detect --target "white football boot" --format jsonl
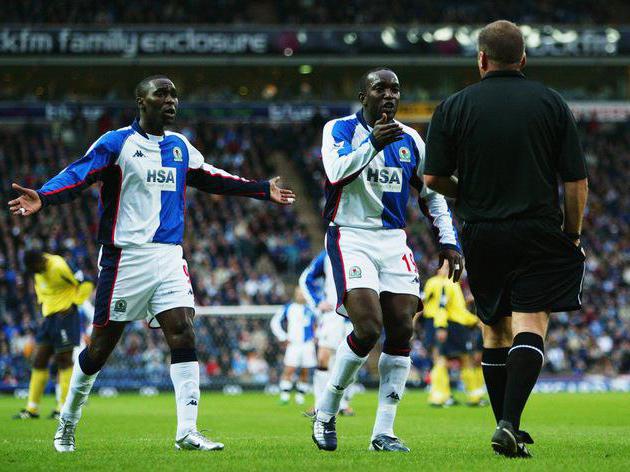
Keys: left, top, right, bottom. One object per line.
{"left": 175, "top": 431, "right": 224, "bottom": 451}
{"left": 53, "top": 418, "right": 77, "bottom": 452}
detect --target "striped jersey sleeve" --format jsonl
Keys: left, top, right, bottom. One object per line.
{"left": 299, "top": 250, "right": 326, "bottom": 308}
{"left": 185, "top": 136, "right": 270, "bottom": 199}
{"left": 37, "top": 130, "right": 126, "bottom": 206}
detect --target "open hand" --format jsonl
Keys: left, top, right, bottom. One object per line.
{"left": 371, "top": 113, "right": 404, "bottom": 150}
{"left": 269, "top": 176, "right": 296, "bottom": 205}
{"left": 8, "top": 183, "right": 42, "bottom": 216}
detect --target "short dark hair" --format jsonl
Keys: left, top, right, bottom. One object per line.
{"left": 359, "top": 67, "right": 396, "bottom": 94}
{"left": 478, "top": 20, "right": 525, "bottom": 65}
{"left": 23, "top": 249, "right": 44, "bottom": 273}
{"left": 134, "top": 75, "right": 170, "bottom": 98}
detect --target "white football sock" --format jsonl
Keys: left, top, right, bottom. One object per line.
{"left": 316, "top": 339, "right": 367, "bottom": 422}
{"left": 313, "top": 369, "right": 329, "bottom": 407}
{"left": 372, "top": 353, "right": 411, "bottom": 439}
{"left": 296, "top": 381, "right": 309, "bottom": 395}
{"left": 60, "top": 364, "right": 98, "bottom": 424}
{"left": 170, "top": 361, "right": 200, "bottom": 440}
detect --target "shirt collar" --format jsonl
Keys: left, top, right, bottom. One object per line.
{"left": 132, "top": 118, "right": 164, "bottom": 141}
{"left": 481, "top": 70, "right": 526, "bottom": 81}
{"left": 356, "top": 109, "right": 372, "bottom": 132}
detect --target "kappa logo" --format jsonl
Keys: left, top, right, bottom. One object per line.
{"left": 398, "top": 146, "right": 411, "bottom": 162}
{"left": 114, "top": 299, "right": 127, "bottom": 313}
{"left": 386, "top": 391, "right": 401, "bottom": 401}
{"left": 187, "top": 399, "right": 198, "bottom": 406}
{"left": 173, "top": 146, "right": 183, "bottom": 162}
{"left": 333, "top": 141, "right": 344, "bottom": 149}
{"left": 349, "top": 266, "right": 362, "bottom": 279}
{"left": 411, "top": 276, "right": 420, "bottom": 284}
{"left": 132, "top": 149, "right": 145, "bottom": 158}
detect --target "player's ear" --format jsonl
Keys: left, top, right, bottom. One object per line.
{"left": 358, "top": 91, "right": 366, "bottom": 105}
{"left": 136, "top": 96, "right": 145, "bottom": 111}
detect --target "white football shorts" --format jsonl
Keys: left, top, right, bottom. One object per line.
{"left": 284, "top": 341, "right": 317, "bottom": 368}
{"left": 325, "top": 225, "right": 421, "bottom": 316}
{"left": 93, "top": 244, "right": 195, "bottom": 327}
{"left": 317, "top": 310, "right": 352, "bottom": 350}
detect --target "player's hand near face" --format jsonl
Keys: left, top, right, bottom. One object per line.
{"left": 438, "top": 250, "right": 464, "bottom": 282}
{"left": 8, "top": 183, "right": 42, "bottom": 216}
{"left": 269, "top": 176, "right": 296, "bottom": 205}
{"left": 371, "top": 113, "right": 404, "bottom": 150}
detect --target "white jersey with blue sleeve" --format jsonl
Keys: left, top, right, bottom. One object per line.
{"left": 321, "top": 110, "right": 459, "bottom": 250}
{"left": 270, "top": 302, "right": 317, "bottom": 344}
{"left": 37, "top": 120, "right": 270, "bottom": 248}
{"left": 299, "top": 250, "right": 337, "bottom": 309}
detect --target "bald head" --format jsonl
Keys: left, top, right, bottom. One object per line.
{"left": 478, "top": 20, "right": 525, "bottom": 66}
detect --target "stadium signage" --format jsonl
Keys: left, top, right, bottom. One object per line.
{"left": 0, "top": 26, "right": 625, "bottom": 58}
{"left": 1, "top": 102, "right": 629, "bottom": 124}
{"left": 0, "top": 28, "right": 268, "bottom": 56}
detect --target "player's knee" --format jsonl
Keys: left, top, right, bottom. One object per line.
{"left": 354, "top": 319, "right": 382, "bottom": 348}
{"left": 168, "top": 320, "right": 196, "bottom": 349}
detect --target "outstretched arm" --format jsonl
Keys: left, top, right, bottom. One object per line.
{"left": 185, "top": 137, "right": 295, "bottom": 204}
{"left": 8, "top": 131, "right": 117, "bottom": 216}
{"left": 8, "top": 183, "right": 42, "bottom": 216}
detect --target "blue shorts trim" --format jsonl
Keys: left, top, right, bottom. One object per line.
{"left": 94, "top": 245, "right": 122, "bottom": 327}
{"left": 325, "top": 226, "right": 346, "bottom": 314}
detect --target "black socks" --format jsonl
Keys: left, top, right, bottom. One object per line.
{"left": 503, "top": 332, "right": 545, "bottom": 430}
{"left": 481, "top": 347, "right": 509, "bottom": 424}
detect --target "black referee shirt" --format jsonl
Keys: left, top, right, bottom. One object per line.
{"left": 424, "top": 70, "right": 587, "bottom": 225}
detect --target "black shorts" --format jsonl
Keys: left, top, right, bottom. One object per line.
{"left": 443, "top": 322, "right": 473, "bottom": 357}
{"left": 424, "top": 318, "right": 473, "bottom": 357}
{"left": 35, "top": 306, "right": 81, "bottom": 353}
{"left": 462, "top": 218, "right": 586, "bottom": 325}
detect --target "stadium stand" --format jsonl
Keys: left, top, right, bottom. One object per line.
{"left": 3, "top": 0, "right": 629, "bottom": 25}
{"left": 1, "top": 108, "right": 629, "bottom": 390}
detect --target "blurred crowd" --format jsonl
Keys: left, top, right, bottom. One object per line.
{"left": 0, "top": 112, "right": 629, "bottom": 390}
{"left": 4, "top": 0, "right": 628, "bottom": 25}
{"left": 0, "top": 115, "right": 311, "bottom": 388}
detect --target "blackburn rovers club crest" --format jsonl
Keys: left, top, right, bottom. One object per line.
{"left": 173, "top": 146, "right": 183, "bottom": 162}
{"left": 399, "top": 146, "right": 411, "bottom": 162}
{"left": 114, "top": 299, "right": 127, "bottom": 313}
{"left": 349, "top": 266, "right": 362, "bottom": 279}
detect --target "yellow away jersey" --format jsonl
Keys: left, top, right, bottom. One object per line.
{"left": 422, "top": 275, "right": 478, "bottom": 328}
{"left": 34, "top": 254, "right": 94, "bottom": 317}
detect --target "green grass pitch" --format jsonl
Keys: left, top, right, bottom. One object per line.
{"left": 1, "top": 390, "right": 629, "bottom": 471}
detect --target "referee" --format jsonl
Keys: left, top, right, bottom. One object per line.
{"left": 423, "top": 20, "right": 588, "bottom": 458}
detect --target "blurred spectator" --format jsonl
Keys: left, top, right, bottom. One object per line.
{"left": 0, "top": 114, "right": 628, "bottom": 389}
{"left": 3, "top": 0, "right": 629, "bottom": 25}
